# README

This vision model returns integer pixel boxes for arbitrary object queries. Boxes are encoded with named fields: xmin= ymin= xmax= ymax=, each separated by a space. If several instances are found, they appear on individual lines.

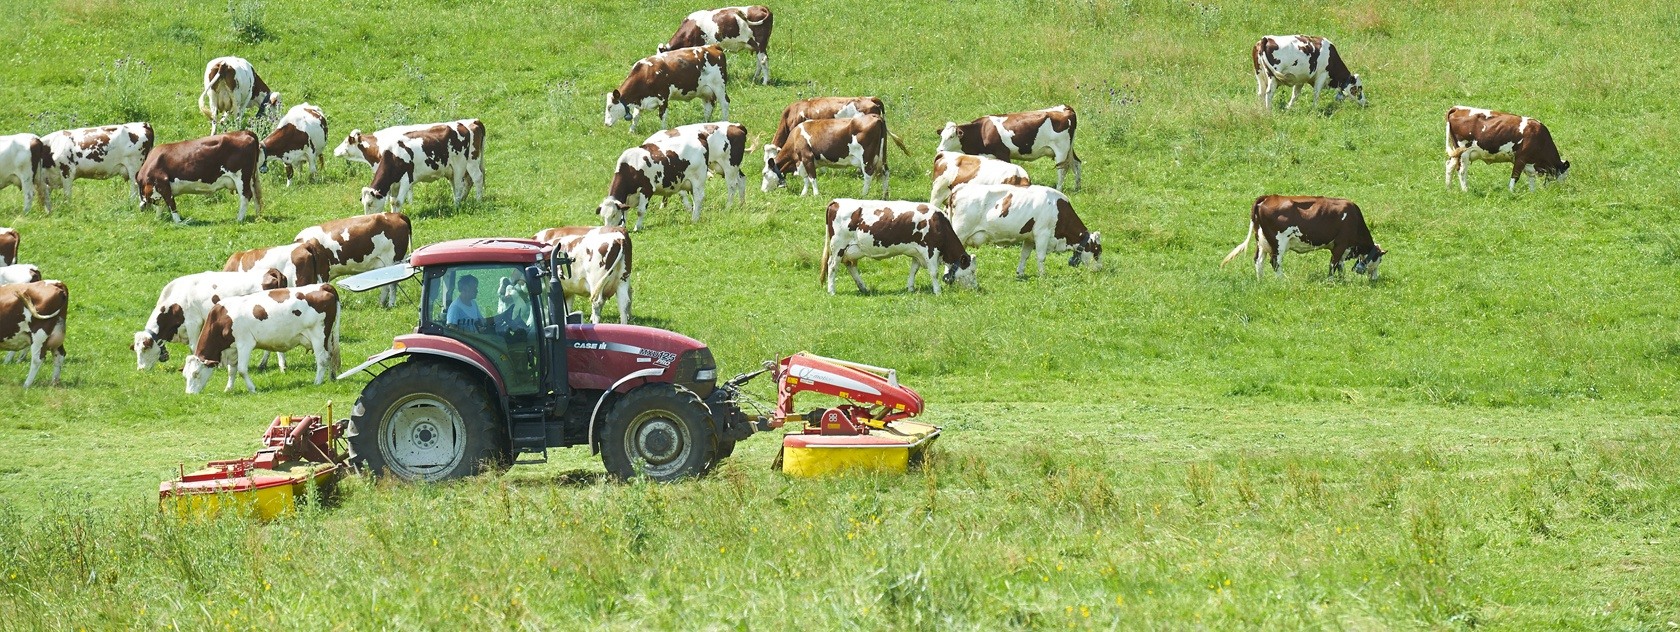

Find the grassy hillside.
xmin=1 ymin=0 xmax=1678 ymax=628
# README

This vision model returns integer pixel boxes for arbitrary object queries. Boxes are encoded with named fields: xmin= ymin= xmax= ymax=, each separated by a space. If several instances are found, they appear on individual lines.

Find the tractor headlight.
xmin=695 ymin=368 xmax=717 ymax=381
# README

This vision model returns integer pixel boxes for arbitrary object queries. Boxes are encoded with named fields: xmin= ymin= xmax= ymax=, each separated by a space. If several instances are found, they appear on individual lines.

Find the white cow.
xmin=534 ymin=226 xmax=634 ymax=324
xmin=1252 ymin=35 xmax=1366 ymax=110
xmin=131 ymin=268 xmax=287 ymax=370
xmin=43 ymin=123 xmax=153 ymax=204
xmin=199 ymin=56 xmax=281 ymax=134
xmin=0 ymin=134 xmax=51 ymax=216
xmin=645 ymin=122 xmax=749 ymax=208
xmin=936 ymin=105 xmax=1081 ymax=191
xmin=183 ymin=284 xmax=340 ymax=394
xmin=820 ymin=199 xmax=978 ymax=295
xmin=945 ymin=184 xmax=1103 ymax=277
xmin=260 ymin=103 xmax=328 ymax=186
xmin=598 ymin=141 xmax=710 ymax=230
xmin=929 ymin=151 xmax=1030 ymax=209
xmin=0 ymin=264 xmax=41 ymax=285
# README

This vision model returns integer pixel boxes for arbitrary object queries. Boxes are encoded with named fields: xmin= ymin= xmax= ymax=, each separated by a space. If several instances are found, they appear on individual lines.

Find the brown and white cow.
xmin=333 ymin=122 xmax=454 ymax=168
xmin=769 ymin=96 xmax=885 ymax=151
xmin=1222 ymin=195 xmax=1385 ymax=280
xmin=937 ymin=105 xmax=1082 ymax=191
xmin=0 ymin=280 xmax=67 ymax=388
xmin=0 ymin=228 xmax=17 ymax=266
xmin=199 ymin=56 xmax=281 ymax=134
xmin=929 ymin=151 xmax=1030 ymax=209
xmin=43 ymin=123 xmax=153 ymax=204
xmin=598 ymin=140 xmax=710 ymax=230
xmin=183 ymin=283 xmax=340 ymax=394
xmin=946 ymin=184 xmax=1102 ymax=278
xmin=646 ymin=122 xmax=749 ymax=207
xmin=0 ymin=264 xmax=41 ymax=286
xmin=260 ymin=103 xmax=328 ymax=186
xmin=659 ymin=5 xmax=774 ymax=85
xmin=763 ymin=114 xmax=896 ymax=197
xmin=534 ymin=226 xmax=634 ymax=324
xmin=131 ymin=268 xmax=287 ymax=370
xmin=820 ymin=199 xmax=978 ymax=295
xmin=1445 ymin=106 xmax=1570 ymax=193
xmin=295 ymin=212 xmax=412 ymax=307
xmin=137 ymin=131 xmax=263 ymax=224
xmin=224 ymin=239 xmax=334 ymax=287
xmin=605 ymin=45 xmax=729 ymax=133
xmin=361 ymin=120 xmax=486 ymax=214
xmin=1252 ymin=35 xmax=1366 ymax=110
xmin=0 ymin=134 xmax=52 ymax=216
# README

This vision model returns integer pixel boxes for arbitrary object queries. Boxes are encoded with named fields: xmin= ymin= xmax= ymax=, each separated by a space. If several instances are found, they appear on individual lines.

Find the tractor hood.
xmin=566 ymin=323 xmax=713 ymax=392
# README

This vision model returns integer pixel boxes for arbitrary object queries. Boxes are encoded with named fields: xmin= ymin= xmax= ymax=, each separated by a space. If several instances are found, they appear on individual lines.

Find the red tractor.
xmin=337 ymin=237 xmax=763 ymax=482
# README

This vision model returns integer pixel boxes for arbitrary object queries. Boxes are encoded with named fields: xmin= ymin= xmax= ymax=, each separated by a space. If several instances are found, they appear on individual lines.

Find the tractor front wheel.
xmin=601 ymin=384 xmax=716 ymax=481
xmin=348 ymin=360 xmax=508 ymax=482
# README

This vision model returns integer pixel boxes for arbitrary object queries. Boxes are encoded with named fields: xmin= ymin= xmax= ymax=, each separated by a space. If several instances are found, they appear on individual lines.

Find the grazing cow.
xmin=198 ymin=56 xmax=281 ymax=134
xmin=820 ymin=200 xmax=978 ymax=295
xmin=1222 ymin=195 xmax=1386 ymax=280
xmin=224 ymin=239 xmax=334 ymax=287
xmin=0 ymin=264 xmax=41 ymax=285
xmin=645 ymin=122 xmax=749 ymax=207
xmin=131 ymin=268 xmax=287 ymax=370
xmin=0 ymin=228 xmax=17 ymax=266
xmin=1253 ymin=35 xmax=1366 ymax=110
xmin=361 ymin=120 xmax=486 ymax=214
xmin=183 ymin=283 xmax=340 ymax=394
xmin=295 ymin=212 xmax=412 ymax=307
xmin=762 ymin=114 xmax=896 ymax=197
xmin=946 ymin=184 xmax=1103 ymax=277
xmin=260 ymin=103 xmax=328 ymax=186
xmin=0 ymin=280 xmax=67 ymax=387
xmin=658 ymin=5 xmax=774 ymax=85
xmin=332 ymin=123 xmax=430 ymax=168
xmin=1445 ymin=106 xmax=1570 ymax=193
xmin=136 ymin=131 xmax=263 ymax=223
xmin=0 ymin=134 xmax=52 ymax=216
xmin=937 ymin=105 xmax=1082 ymax=190
xmin=534 ymin=226 xmax=634 ymax=324
xmin=929 ymin=151 xmax=1030 ymax=208
xmin=605 ymin=45 xmax=729 ymax=132
xmin=43 ymin=123 xmax=154 ymax=204
xmin=598 ymin=140 xmax=710 ymax=230
xmin=769 ymin=96 xmax=885 ymax=151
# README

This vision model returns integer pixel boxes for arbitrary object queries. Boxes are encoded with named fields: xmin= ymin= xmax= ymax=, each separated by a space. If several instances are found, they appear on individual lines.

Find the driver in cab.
xmin=446 ymin=275 xmax=523 ymax=334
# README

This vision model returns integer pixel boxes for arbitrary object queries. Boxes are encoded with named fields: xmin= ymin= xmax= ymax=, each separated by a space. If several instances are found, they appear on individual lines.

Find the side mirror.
xmin=543 ymin=324 xmax=561 ymax=340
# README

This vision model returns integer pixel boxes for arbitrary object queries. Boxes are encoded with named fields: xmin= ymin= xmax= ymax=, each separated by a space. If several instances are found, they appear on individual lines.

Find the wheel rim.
xmin=379 ymin=393 xmax=467 ymax=481
xmin=623 ymin=409 xmax=692 ymax=478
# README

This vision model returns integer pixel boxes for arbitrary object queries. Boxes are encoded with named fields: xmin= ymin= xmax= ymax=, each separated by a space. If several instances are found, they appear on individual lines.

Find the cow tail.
xmin=888 ymin=131 xmax=911 ymax=156
xmin=197 ymin=82 xmax=214 ymax=119
xmin=1221 ymin=199 xmax=1261 ymax=266
xmin=819 ymin=203 xmax=836 ymax=287
xmin=18 ymin=292 xmax=60 ymax=322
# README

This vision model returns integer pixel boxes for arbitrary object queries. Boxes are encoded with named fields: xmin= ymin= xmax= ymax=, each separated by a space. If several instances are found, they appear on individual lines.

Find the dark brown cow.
xmin=762 ymin=114 xmax=892 ymax=198
xmin=936 ymin=105 xmax=1081 ymax=190
xmin=768 ymin=96 xmax=906 ymax=155
xmin=1445 ymin=106 xmax=1570 ymax=192
xmin=0 ymin=227 xmax=16 ymax=266
xmin=659 ymin=5 xmax=774 ymax=84
xmin=1222 ymin=195 xmax=1386 ymax=280
xmin=224 ymin=239 xmax=334 ymax=287
xmin=0 ymin=280 xmax=68 ymax=387
xmin=136 ymin=131 xmax=263 ymax=223
xmin=295 ymin=213 xmax=412 ymax=307
xmin=820 ymin=200 xmax=978 ymax=295
xmin=605 ymin=45 xmax=729 ymax=132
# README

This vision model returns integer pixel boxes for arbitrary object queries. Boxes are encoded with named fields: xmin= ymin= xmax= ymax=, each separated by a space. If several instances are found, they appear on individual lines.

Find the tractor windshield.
xmin=422 ymin=264 xmax=542 ymax=396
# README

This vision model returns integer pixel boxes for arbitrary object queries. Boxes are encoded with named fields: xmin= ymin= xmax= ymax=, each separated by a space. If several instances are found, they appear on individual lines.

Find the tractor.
xmin=336 ymin=237 xmax=761 ymax=482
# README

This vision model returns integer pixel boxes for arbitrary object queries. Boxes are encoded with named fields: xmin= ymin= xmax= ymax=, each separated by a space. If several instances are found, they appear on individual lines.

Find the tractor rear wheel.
xmin=601 ymin=384 xmax=716 ymax=481
xmin=348 ymin=360 xmax=508 ymax=482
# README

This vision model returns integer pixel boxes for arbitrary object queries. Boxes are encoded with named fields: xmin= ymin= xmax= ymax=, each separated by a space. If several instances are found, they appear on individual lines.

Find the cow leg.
xmin=847 ymin=262 xmax=867 ymax=293
xmin=1285 ymin=86 xmax=1301 ymax=110
xmin=161 ymin=188 xmax=184 ymax=224
xmin=880 ymin=166 xmax=890 ymax=199
xmin=313 ymin=337 xmax=330 ymax=386
xmin=703 ymin=98 xmax=714 ymax=122
xmin=1457 ymin=157 xmax=1471 ymax=192
xmin=381 ymin=284 xmax=396 ymax=309
xmin=717 ymin=91 xmax=729 ymax=122
xmin=277 ymin=352 xmax=286 ymax=373
xmin=49 ymin=346 xmax=63 ymax=386
xmin=452 ymin=172 xmax=466 ymax=207
xmin=62 ymin=175 xmax=74 ymax=205
xmin=1330 ymin=245 xmax=1348 ymax=278
xmin=634 ymin=198 xmax=649 ymax=232
xmin=1444 ymin=155 xmax=1456 ymax=189
xmin=658 ymin=104 xmax=669 ymax=130
xmin=824 ymin=249 xmax=842 ymax=295
xmin=757 ymin=51 xmax=770 ymax=85
xmin=1016 ymin=245 xmax=1031 ymax=279
xmin=1271 ymin=234 xmax=1288 ymax=278
xmin=1509 ymin=161 xmax=1525 ymax=193
xmin=1311 ymin=76 xmax=1327 ymax=108
xmin=1035 ymin=236 xmax=1051 ymax=277
xmin=615 ymin=280 xmax=631 ymax=324
xmin=907 ymin=259 xmax=922 ymax=293
xmin=239 ymin=346 xmax=258 ymax=393
xmin=21 ymin=338 xmax=44 ymax=388
xmin=690 ymin=180 xmax=705 ymax=222
xmin=1256 ymin=71 xmax=1269 ymax=108
xmin=861 ymin=171 xmax=872 ymax=197
xmin=234 ymin=180 xmax=249 ymax=223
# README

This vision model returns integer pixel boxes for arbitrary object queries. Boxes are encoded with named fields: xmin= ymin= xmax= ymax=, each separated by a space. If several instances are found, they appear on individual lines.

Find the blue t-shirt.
xmin=446 ymin=297 xmax=481 ymax=327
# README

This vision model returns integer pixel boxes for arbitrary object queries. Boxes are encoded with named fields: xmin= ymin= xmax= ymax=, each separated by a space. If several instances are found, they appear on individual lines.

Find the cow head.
xmin=598 ymin=197 xmax=631 ymax=226
xmin=942 ymin=254 xmax=980 ymax=289
xmin=1553 ymin=160 xmax=1572 ymax=181
xmin=760 ymin=144 xmax=786 ymax=191
xmin=936 ymin=122 xmax=962 ymax=152
xmin=496 ymin=277 xmax=532 ymax=330
xmin=182 ymin=354 xmax=219 ymax=394
xmin=138 ymin=180 xmax=161 ymax=211
xmin=132 ymin=331 xmax=168 ymax=370
xmin=1352 ymin=243 xmax=1385 ymax=280
xmin=258 ymin=92 xmax=283 ymax=118
xmin=605 ymin=91 xmax=631 ymax=127
xmin=1068 ymin=232 xmax=1103 ymax=270
xmin=333 ymin=130 xmax=363 ymax=161
xmin=1337 ymin=75 xmax=1367 ymax=107
xmin=361 ymin=187 xmax=389 ymax=214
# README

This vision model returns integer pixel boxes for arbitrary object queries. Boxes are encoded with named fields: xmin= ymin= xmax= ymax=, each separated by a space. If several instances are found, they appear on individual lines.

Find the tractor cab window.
xmin=422 ymin=264 xmax=542 ymax=396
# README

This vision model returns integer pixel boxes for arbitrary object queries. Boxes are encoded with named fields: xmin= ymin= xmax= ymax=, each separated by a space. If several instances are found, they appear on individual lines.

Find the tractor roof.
xmin=410 ymin=238 xmax=552 ymax=267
